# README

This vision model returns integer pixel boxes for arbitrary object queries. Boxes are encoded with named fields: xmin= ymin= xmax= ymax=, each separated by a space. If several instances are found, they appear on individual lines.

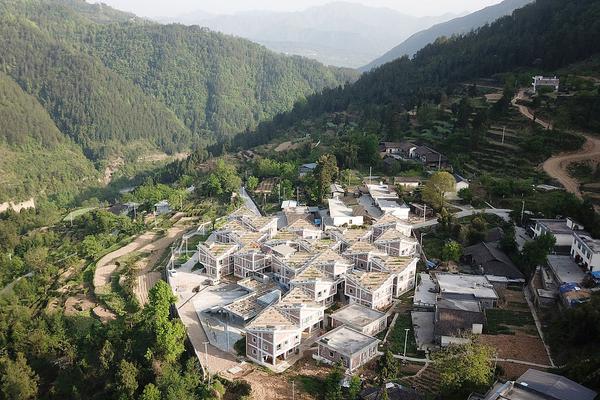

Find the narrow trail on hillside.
xmin=512 ymin=90 xmax=600 ymax=198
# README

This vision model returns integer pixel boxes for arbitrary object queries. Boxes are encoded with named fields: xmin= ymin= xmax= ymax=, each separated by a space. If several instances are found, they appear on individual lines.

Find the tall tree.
xmin=145 ymin=281 xmax=186 ymax=363
xmin=422 ymin=171 xmax=455 ymax=210
xmin=378 ymin=349 xmax=399 ymax=383
xmin=0 ymin=353 xmax=39 ymax=400
xmin=433 ymin=340 xmax=495 ymax=394
xmin=314 ymin=154 xmax=339 ymax=202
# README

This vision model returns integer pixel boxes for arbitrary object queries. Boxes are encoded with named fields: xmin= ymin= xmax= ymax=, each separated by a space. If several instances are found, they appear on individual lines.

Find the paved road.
xmin=178 ymin=299 xmax=238 ymax=377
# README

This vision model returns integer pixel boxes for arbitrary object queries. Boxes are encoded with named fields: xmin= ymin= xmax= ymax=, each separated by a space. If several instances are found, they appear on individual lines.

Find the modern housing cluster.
xmin=191 ymin=206 xmax=419 ymax=371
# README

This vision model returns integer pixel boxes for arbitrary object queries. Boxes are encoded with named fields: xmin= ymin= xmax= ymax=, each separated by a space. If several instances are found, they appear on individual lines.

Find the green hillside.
xmin=232 ymin=0 xmax=600 ymax=148
xmin=0 ymin=0 xmax=355 ymax=202
xmin=0 ymin=72 xmax=98 ymax=202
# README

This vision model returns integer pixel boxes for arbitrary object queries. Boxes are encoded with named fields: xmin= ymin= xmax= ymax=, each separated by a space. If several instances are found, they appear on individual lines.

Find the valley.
xmin=1 ymin=0 xmax=600 ymax=400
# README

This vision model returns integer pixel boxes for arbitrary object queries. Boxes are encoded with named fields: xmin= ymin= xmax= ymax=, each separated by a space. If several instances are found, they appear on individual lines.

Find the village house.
xmin=532 ymin=75 xmax=560 ymax=93
xmin=276 ymin=287 xmax=324 ymax=334
xmin=571 ymin=231 xmax=600 ymax=275
xmin=343 ymin=241 xmax=387 ymax=270
xmin=370 ymin=256 xmax=418 ymax=296
xmin=286 ymin=218 xmax=322 ymax=240
xmin=314 ymin=325 xmax=380 ymax=371
xmin=290 ymin=264 xmax=339 ymax=306
xmin=328 ymin=197 xmax=364 ymax=227
xmin=245 ymin=307 xmax=302 ymax=369
xmin=411 ymin=145 xmax=449 ymax=169
xmin=197 ymin=241 xmax=238 ymax=280
xmin=221 ymin=287 xmax=281 ymax=325
xmin=366 ymin=183 xmax=410 ymax=219
xmin=532 ymin=218 xmax=586 ymax=254
xmin=299 ymin=162 xmax=318 ymax=177
xmin=372 ymin=213 xmax=412 ymax=238
xmin=475 ymin=368 xmax=596 ymax=400
xmin=330 ymin=183 xmax=345 ymax=198
xmin=394 ymin=176 xmax=422 ymax=191
xmin=154 ymin=200 xmax=171 ymax=215
xmin=232 ymin=242 xmax=271 ymax=278
xmin=269 ymin=241 xmax=315 ymax=287
xmin=345 ymin=270 xmax=395 ymax=310
xmin=374 ymin=229 xmax=418 ymax=257
xmin=462 ymin=242 xmax=525 ymax=282
xmin=445 ymin=174 xmax=470 ymax=200
xmin=330 ymin=228 xmax=372 ymax=253
xmin=329 ymin=303 xmax=387 ymax=336
xmin=433 ymin=298 xmax=485 ymax=347
xmin=436 ymin=273 xmax=499 ymax=309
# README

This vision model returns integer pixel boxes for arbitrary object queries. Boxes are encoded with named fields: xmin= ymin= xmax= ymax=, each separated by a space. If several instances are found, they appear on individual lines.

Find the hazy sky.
xmin=93 ymin=0 xmax=505 ymax=18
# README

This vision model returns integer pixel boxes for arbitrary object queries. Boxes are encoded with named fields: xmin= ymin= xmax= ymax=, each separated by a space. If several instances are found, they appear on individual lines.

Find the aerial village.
xmin=160 ymin=86 xmax=599 ymax=399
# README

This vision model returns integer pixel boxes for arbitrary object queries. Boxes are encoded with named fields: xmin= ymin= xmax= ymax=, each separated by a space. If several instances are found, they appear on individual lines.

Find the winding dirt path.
xmin=512 ymin=90 xmax=600 ymax=198
xmin=542 ymin=135 xmax=600 ymax=198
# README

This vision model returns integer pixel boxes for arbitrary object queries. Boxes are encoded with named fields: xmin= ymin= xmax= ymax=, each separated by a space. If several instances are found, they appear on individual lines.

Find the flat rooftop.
xmin=437 ymin=298 xmax=481 ymax=312
xmin=330 ymin=303 xmax=386 ymax=329
xmin=534 ymin=219 xmax=578 ymax=235
xmin=328 ymin=197 xmax=354 ymax=218
xmin=318 ymin=326 xmax=379 ymax=356
xmin=436 ymin=273 xmax=498 ymax=300
xmin=414 ymin=273 xmax=437 ymax=307
xmin=575 ymin=232 xmax=600 ymax=253
xmin=547 ymin=255 xmax=586 ymax=284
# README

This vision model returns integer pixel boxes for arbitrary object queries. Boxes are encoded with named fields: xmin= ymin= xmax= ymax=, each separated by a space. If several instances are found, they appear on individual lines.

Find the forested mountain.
xmin=0 ymin=0 xmax=355 ymax=202
xmin=231 ymin=0 xmax=600 ymax=149
xmin=362 ymin=0 xmax=533 ymax=71
xmin=0 ymin=72 xmax=98 ymax=202
xmin=164 ymin=2 xmax=459 ymax=68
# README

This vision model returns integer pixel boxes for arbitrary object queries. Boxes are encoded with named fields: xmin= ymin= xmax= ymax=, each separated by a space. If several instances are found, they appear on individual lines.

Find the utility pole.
xmin=520 ymin=200 xmax=525 ymax=226
xmin=203 ymin=341 xmax=210 ymax=384
xmin=403 ymin=328 xmax=410 ymax=359
xmin=292 ymin=380 xmax=295 ymax=400
xmin=502 ymin=126 xmax=506 ymax=144
xmin=438 ymin=153 xmax=442 ymax=170
xmin=423 ymin=204 xmax=426 ymax=222
xmin=296 ymin=187 xmax=299 ymax=204
xmin=369 ymin=167 xmax=372 ymax=185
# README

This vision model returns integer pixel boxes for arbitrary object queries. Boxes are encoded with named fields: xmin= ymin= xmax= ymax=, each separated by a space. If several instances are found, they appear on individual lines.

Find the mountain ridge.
xmin=361 ymin=0 xmax=533 ymax=71
xmin=163 ymin=1 xmax=462 ymax=68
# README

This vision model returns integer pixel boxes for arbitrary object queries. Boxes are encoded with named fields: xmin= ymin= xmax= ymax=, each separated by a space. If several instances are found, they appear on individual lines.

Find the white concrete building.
xmin=571 ymin=232 xmax=600 ymax=275
xmin=345 ymin=270 xmax=395 ymax=310
xmin=532 ymin=75 xmax=559 ymax=92
xmin=314 ymin=326 xmax=380 ymax=372
xmin=330 ymin=303 xmax=387 ymax=336
xmin=328 ymin=197 xmax=364 ymax=227
xmin=246 ymin=307 xmax=302 ymax=368
xmin=533 ymin=218 xmax=585 ymax=253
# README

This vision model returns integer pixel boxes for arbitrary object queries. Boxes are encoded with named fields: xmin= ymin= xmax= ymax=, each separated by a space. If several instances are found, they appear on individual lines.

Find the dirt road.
xmin=542 ymin=135 xmax=600 ymax=198
xmin=93 ymin=215 xmax=197 ymax=306
xmin=512 ymin=90 xmax=553 ymax=130
xmin=512 ymin=90 xmax=600 ymax=198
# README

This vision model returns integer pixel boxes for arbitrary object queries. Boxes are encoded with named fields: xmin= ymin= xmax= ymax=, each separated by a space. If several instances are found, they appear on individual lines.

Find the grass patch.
xmin=386 ymin=313 xmax=424 ymax=357
xmin=296 ymin=375 xmax=325 ymax=398
xmin=485 ymin=308 xmax=535 ymax=335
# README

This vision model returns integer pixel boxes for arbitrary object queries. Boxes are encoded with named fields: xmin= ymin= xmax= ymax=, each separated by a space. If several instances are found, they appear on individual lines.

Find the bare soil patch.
xmin=64 ymin=294 xmax=96 ymax=316
xmin=479 ymin=334 xmax=550 ymax=365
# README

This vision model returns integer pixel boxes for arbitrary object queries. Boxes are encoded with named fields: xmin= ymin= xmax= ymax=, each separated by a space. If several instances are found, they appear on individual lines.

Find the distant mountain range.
xmin=162 ymin=2 xmax=462 ymax=68
xmin=361 ymin=0 xmax=533 ymax=71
